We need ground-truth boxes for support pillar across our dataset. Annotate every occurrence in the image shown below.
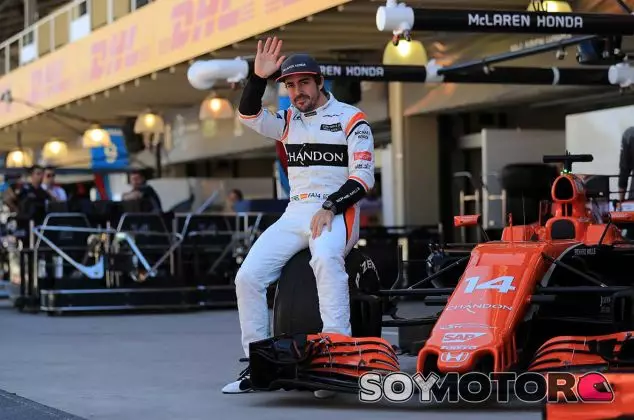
[24,0,38,26]
[403,113,439,225]
[387,82,405,226]
[385,82,440,227]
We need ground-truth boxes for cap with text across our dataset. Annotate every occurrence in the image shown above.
[276,54,322,82]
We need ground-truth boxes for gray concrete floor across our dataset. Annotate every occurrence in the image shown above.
[0,300,543,420]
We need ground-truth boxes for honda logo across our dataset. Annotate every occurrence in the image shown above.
[440,352,470,363]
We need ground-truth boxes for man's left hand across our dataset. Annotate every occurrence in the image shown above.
[310,208,335,239]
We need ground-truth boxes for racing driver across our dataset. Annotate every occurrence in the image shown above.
[222,37,375,395]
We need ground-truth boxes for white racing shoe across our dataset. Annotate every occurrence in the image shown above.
[222,358,253,394]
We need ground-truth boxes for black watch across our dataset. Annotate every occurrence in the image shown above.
[322,200,336,213]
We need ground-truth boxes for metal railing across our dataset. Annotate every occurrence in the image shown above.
[1,0,153,76]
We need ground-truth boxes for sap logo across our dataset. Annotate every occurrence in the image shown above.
[440,345,477,351]
[320,123,342,132]
[440,352,470,363]
[442,332,485,343]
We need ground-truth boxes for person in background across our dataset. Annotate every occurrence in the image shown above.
[121,169,162,212]
[3,165,54,212]
[224,188,244,212]
[42,166,67,201]
[618,126,634,206]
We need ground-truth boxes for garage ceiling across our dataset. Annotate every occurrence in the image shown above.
[0,0,625,151]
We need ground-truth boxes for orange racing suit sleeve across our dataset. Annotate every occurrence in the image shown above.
[324,111,375,214]
[237,75,287,141]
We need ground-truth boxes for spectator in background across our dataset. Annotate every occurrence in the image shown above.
[224,188,244,212]
[42,166,67,201]
[618,126,634,205]
[122,169,162,212]
[3,165,54,212]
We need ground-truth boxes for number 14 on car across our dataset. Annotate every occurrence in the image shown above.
[463,276,516,294]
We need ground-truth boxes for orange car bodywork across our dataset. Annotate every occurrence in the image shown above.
[417,173,631,375]
[527,332,634,372]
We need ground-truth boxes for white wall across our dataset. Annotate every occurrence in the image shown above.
[566,105,634,195]
[481,129,565,228]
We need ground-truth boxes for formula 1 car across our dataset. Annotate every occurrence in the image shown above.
[247,153,634,413]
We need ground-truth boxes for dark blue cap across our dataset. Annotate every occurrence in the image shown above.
[276,54,322,82]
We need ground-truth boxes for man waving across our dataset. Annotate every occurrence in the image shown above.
[222,37,375,396]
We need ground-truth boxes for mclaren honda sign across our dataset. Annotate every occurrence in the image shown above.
[468,12,583,29]
[320,65,385,78]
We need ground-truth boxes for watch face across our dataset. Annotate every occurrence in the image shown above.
[323,200,334,210]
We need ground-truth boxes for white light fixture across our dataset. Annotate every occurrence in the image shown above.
[382,40,428,65]
[41,139,69,160]
[199,96,234,120]
[82,125,112,148]
[134,110,165,134]
[527,0,572,12]
[6,149,33,168]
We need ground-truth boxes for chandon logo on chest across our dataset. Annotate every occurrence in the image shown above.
[285,143,348,167]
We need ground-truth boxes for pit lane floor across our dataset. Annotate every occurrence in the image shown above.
[0,300,542,420]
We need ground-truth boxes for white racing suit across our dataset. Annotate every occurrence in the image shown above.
[235,75,375,357]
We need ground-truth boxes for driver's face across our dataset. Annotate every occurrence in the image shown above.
[283,75,322,113]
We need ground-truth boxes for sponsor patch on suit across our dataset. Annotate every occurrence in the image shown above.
[320,123,343,132]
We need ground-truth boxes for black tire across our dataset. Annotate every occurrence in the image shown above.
[272,248,383,338]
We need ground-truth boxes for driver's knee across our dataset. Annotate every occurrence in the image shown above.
[309,248,345,276]
[234,265,261,295]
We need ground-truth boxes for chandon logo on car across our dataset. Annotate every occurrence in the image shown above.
[446,304,513,314]
[285,143,348,167]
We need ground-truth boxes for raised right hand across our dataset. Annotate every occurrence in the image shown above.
[254,37,285,79]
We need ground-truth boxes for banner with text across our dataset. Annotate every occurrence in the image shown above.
[0,0,349,128]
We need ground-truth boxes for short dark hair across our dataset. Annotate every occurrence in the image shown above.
[312,75,328,94]
[230,189,243,200]
[44,165,56,172]
[28,165,43,174]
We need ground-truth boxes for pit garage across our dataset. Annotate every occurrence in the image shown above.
[0,0,633,418]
